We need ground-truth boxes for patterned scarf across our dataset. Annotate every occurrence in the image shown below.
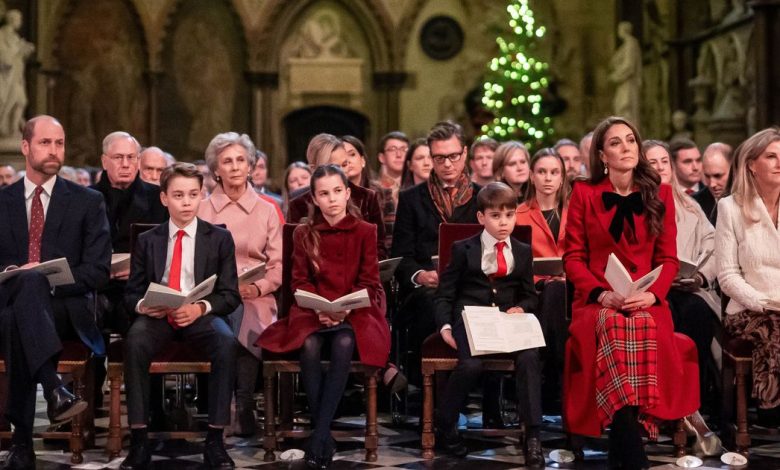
[427,170,474,221]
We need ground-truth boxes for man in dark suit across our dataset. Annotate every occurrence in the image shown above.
[0,115,112,469]
[120,163,240,470]
[433,183,541,465]
[693,142,732,226]
[391,120,480,385]
[90,131,168,333]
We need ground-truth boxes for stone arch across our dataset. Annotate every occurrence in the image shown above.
[255,0,394,71]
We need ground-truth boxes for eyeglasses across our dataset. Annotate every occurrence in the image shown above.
[431,152,464,164]
[108,154,138,164]
[383,146,408,154]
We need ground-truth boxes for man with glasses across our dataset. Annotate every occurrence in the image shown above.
[391,120,479,386]
[373,131,409,252]
[91,132,168,333]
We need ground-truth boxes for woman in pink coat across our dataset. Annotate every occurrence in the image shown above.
[198,132,282,436]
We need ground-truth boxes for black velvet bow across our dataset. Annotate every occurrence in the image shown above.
[602,191,644,243]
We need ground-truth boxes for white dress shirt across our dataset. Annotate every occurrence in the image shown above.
[24,175,56,225]
[480,229,514,276]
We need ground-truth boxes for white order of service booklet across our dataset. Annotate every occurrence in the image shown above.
[294,288,370,320]
[677,250,713,279]
[462,306,546,356]
[0,257,75,287]
[238,263,266,284]
[141,274,217,309]
[604,253,662,298]
[111,253,131,275]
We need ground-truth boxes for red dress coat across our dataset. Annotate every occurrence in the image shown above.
[258,215,390,368]
[562,178,700,437]
[516,200,568,283]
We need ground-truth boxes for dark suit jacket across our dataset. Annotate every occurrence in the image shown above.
[91,174,168,253]
[391,181,480,294]
[286,182,387,258]
[692,186,718,226]
[0,177,112,354]
[434,234,537,329]
[124,219,241,317]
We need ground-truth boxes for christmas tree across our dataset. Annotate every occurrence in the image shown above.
[480,0,554,146]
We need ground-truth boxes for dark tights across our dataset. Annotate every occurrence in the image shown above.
[609,406,648,470]
[299,327,355,457]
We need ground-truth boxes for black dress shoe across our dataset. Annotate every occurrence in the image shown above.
[119,438,151,470]
[524,437,545,469]
[203,439,234,469]
[435,428,468,457]
[0,443,36,470]
[46,385,87,423]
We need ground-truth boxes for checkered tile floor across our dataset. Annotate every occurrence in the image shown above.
[4,388,780,469]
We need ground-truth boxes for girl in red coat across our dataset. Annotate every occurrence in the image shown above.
[258,164,390,469]
[563,117,699,469]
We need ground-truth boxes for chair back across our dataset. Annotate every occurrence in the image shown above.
[130,223,158,254]
[278,223,298,318]
[437,223,532,275]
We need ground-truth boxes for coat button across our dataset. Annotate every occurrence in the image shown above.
[492,288,497,294]
[630,267,637,273]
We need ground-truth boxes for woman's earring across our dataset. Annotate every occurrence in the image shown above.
[604,165,609,175]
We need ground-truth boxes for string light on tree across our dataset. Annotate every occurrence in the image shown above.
[480,0,554,145]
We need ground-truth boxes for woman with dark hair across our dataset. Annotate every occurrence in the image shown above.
[341,135,371,188]
[400,138,432,189]
[259,165,390,468]
[563,117,699,468]
[515,147,569,410]
[717,128,780,425]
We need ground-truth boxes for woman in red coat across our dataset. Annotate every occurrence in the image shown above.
[563,117,699,469]
[259,165,390,469]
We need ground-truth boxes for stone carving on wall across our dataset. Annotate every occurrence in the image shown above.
[285,8,364,108]
[688,27,752,147]
[0,9,34,139]
[609,21,642,127]
[56,0,147,165]
[292,10,354,59]
[642,0,671,139]
[669,110,693,142]
[172,16,236,153]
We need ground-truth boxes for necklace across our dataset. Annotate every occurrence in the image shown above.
[542,208,559,226]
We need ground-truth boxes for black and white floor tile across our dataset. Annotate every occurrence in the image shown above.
[4,390,780,469]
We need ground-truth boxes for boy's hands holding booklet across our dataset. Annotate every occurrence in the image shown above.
[138,303,174,319]
[170,303,204,328]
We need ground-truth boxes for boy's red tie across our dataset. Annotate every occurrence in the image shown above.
[167,230,186,328]
[494,241,507,278]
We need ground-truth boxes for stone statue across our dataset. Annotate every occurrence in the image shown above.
[609,21,642,126]
[0,10,34,138]
[669,110,693,142]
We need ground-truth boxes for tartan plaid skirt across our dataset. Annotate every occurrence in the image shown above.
[595,308,660,438]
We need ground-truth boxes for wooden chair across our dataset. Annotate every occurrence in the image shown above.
[105,223,212,458]
[420,223,532,459]
[720,293,753,456]
[0,341,95,464]
[261,223,380,462]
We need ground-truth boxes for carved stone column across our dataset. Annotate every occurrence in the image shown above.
[372,71,407,153]
[144,70,163,145]
[750,0,780,129]
[245,72,279,174]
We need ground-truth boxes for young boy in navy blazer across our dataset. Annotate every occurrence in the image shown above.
[433,182,543,467]
[121,163,241,470]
